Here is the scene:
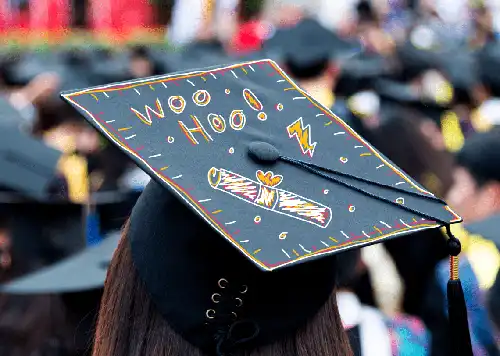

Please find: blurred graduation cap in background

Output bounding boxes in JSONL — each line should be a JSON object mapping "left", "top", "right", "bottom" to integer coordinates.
{"left": 395, "top": 40, "right": 443, "bottom": 82}
{"left": 3, "top": 50, "right": 95, "bottom": 95}
{"left": 0, "top": 231, "right": 120, "bottom": 294}
{"left": 0, "top": 126, "right": 63, "bottom": 200}
{"left": 0, "top": 188, "right": 139, "bottom": 292}
{"left": 263, "top": 18, "right": 362, "bottom": 65}
{"left": 477, "top": 42, "right": 500, "bottom": 97}
{"left": 89, "top": 48, "right": 131, "bottom": 85}
{"left": 465, "top": 214, "right": 500, "bottom": 248}
{"left": 437, "top": 48, "right": 479, "bottom": 106}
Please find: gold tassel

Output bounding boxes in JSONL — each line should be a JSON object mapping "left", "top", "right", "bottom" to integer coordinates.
{"left": 450, "top": 255, "right": 460, "bottom": 281}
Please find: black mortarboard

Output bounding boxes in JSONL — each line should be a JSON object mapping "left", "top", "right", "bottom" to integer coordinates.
{"left": 477, "top": 42, "right": 500, "bottom": 97}
{"left": 455, "top": 129, "right": 500, "bottom": 184}
{"left": 264, "top": 18, "right": 361, "bottom": 79}
{"left": 5, "top": 52, "right": 51, "bottom": 86}
{"left": 437, "top": 49, "right": 478, "bottom": 106}
{"left": 0, "top": 195, "right": 88, "bottom": 288}
{"left": 90, "top": 50, "right": 131, "bottom": 85}
{"left": 61, "top": 59, "right": 472, "bottom": 355}
{"left": 0, "top": 126, "right": 63, "bottom": 200}
{"left": 0, "top": 231, "right": 119, "bottom": 294}
{"left": 465, "top": 215, "right": 500, "bottom": 248}
{"left": 336, "top": 53, "right": 393, "bottom": 97}
{"left": 396, "top": 41, "right": 442, "bottom": 81}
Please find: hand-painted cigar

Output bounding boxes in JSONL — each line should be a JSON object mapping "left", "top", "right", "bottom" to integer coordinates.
{"left": 208, "top": 167, "right": 332, "bottom": 228}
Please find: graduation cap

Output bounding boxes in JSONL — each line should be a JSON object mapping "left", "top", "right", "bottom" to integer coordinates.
{"left": 0, "top": 231, "right": 120, "bottom": 294}
{"left": 477, "top": 42, "right": 500, "bottom": 97}
{"left": 396, "top": 40, "right": 442, "bottom": 81}
{"left": 0, "top": 126, "right": 63, "bottom": 200}
{"left": 465, "top": 214, "right": 500, "bottom": 247}
{"left": 263, "top": 18, "right": 361, "bottom": 74}
{"left": 455, "top": 129, "right": 500, "bottom": 185}
{"left": 436, "top": 49, "right": 478, "bottom": 106}
{"left": 90, "top": 50, "right": 131, "bottom": 85}
{"left": 336, "top": 53, "right": 394, "bottom": 97}
{"left": 61, "top": 59, "right": 472, "bottom": 355}
{"left": 0, "top": 194, "right": 87, "bottom": 262}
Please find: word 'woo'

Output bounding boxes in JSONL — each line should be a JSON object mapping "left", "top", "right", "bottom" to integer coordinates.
{"left": 130, "top": 89, "right": 260, "bottom": 145}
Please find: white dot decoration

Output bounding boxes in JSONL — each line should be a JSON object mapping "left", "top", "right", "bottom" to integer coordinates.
{"left": 225, "top": 89, "right": 231, "bottom": 94}
{"left": 396, "top": 197, "right": 404, "bottom": 204}
{"left": 254, "top": 216, "right": 261, "bottom": 224}
{"left": 257, "top": 112, "right": 267, "bottom": 121}
{"left": 348, "top": 205, "right": 355, "bottom": 213}
{"left": 228, "top": 147, "right": 235, "bottom": 154}
{"left": 340, "top": 157, "right": 348, "bottom": 164}
{"left": 279, "top": 232, "right": 288, "bottom": 240}
{"left": 276, "top": 103, "right": 284, "bottom": 111}
{"left": 167, "top": 136, "right": 175, "bottom": 143}
{"left": 323, "top": 189, "right": 329, "bottom": 195}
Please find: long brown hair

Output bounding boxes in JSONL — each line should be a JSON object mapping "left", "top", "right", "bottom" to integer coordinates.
{"left": 93, "top": 222, "right": 353, "bottom": 356}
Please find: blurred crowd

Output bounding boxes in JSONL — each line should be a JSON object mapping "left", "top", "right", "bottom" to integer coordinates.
{"left": 2, "top": 0, "right": 500, "bottom": 354}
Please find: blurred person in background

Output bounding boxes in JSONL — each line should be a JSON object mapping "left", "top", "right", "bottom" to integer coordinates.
{"left": 128, "top": 45, "right": 165, "bottom": 79}
{"left": 416, "top": 0, "right": 471, "bottom": 49}
{"left": 228, "top": 0, "right": 271, "bottom": 55}
{"left": 438, "top": 129, "right": 500, "bottom": 355}
{"left": 469, "top": 1, "right": 496, "bottom": 49}
{"left": 355, "top": 0, "right": 396, "bottom": 56}
{"left": 39, "top": 103, "right": 93, "bottom": 203}
{"left": 336, "top": 250, "right": 432, "bottom": 356}
{"left": 261, "top": 0, "right": 309, "bottom": 28}
{"left": 168, "top": 0, "right": 240, "bottom": 47}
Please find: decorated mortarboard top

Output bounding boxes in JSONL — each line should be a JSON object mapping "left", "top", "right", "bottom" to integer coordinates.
{"left": 61, "top": 59, "right": 462, "bottom": 272}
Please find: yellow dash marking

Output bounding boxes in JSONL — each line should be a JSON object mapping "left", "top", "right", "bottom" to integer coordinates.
{"left": 160, "top": 166, "right": 169, "bottom": 171}
{"left": 374, "top": 226, "right": 382, "bottom": 234}
{"left": 201, "top": 77, "right": 207, "bottom": 82}
{"left": 329, "top": 237, "right": 338, "bottom": 243}
{"left": 253, "top": 249, "right": 262, "bottom": 255}
{"left": 360, "top": 153, "right": 372, "bottom": 157}
{"left": 149, "top": 85, "right": 155, "bottom": 91}
{"left": 283, "top": 87, "right": 296, "bottom": 91}
{"left": 118, "top": 126, "right": 133, "bottom": 131}
{"left": 91, "top": 94, "right": 98, "bottom": 102}
{"left": 212, "top": 210, "right": 223, "bottom": 214}
{"left": 292, "top": 249, "right": 300, "bottom": 257}
{"left": 412, "top": 218, "right": 418, "bottom": 223}
{"left": 324, "top": 121, "right": 333, "bottom": 126}
{"left": 241, "top": 67, "right": 248, "bottom": 74}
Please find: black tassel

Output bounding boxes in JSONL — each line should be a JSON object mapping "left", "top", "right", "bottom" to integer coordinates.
{"left": 446, "top": 226, "right": 473, "bottom": 356}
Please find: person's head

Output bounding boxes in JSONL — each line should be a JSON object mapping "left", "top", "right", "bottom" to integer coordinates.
{"left": 129, "top": 46, "right": 161, "bottom": 79}
{"left": 446, "top": 129, "right": 500, "bottom": 222}
{"left": 284, "top": 56, "right": 339, "bottom": 87}
{"left": 93, "top": 182, "right": 353, "bottom": 356}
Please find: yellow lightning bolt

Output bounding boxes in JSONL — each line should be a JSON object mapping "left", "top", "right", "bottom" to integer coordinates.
{"left": 286, "top": 118, "right": 317, "bottom": 157}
